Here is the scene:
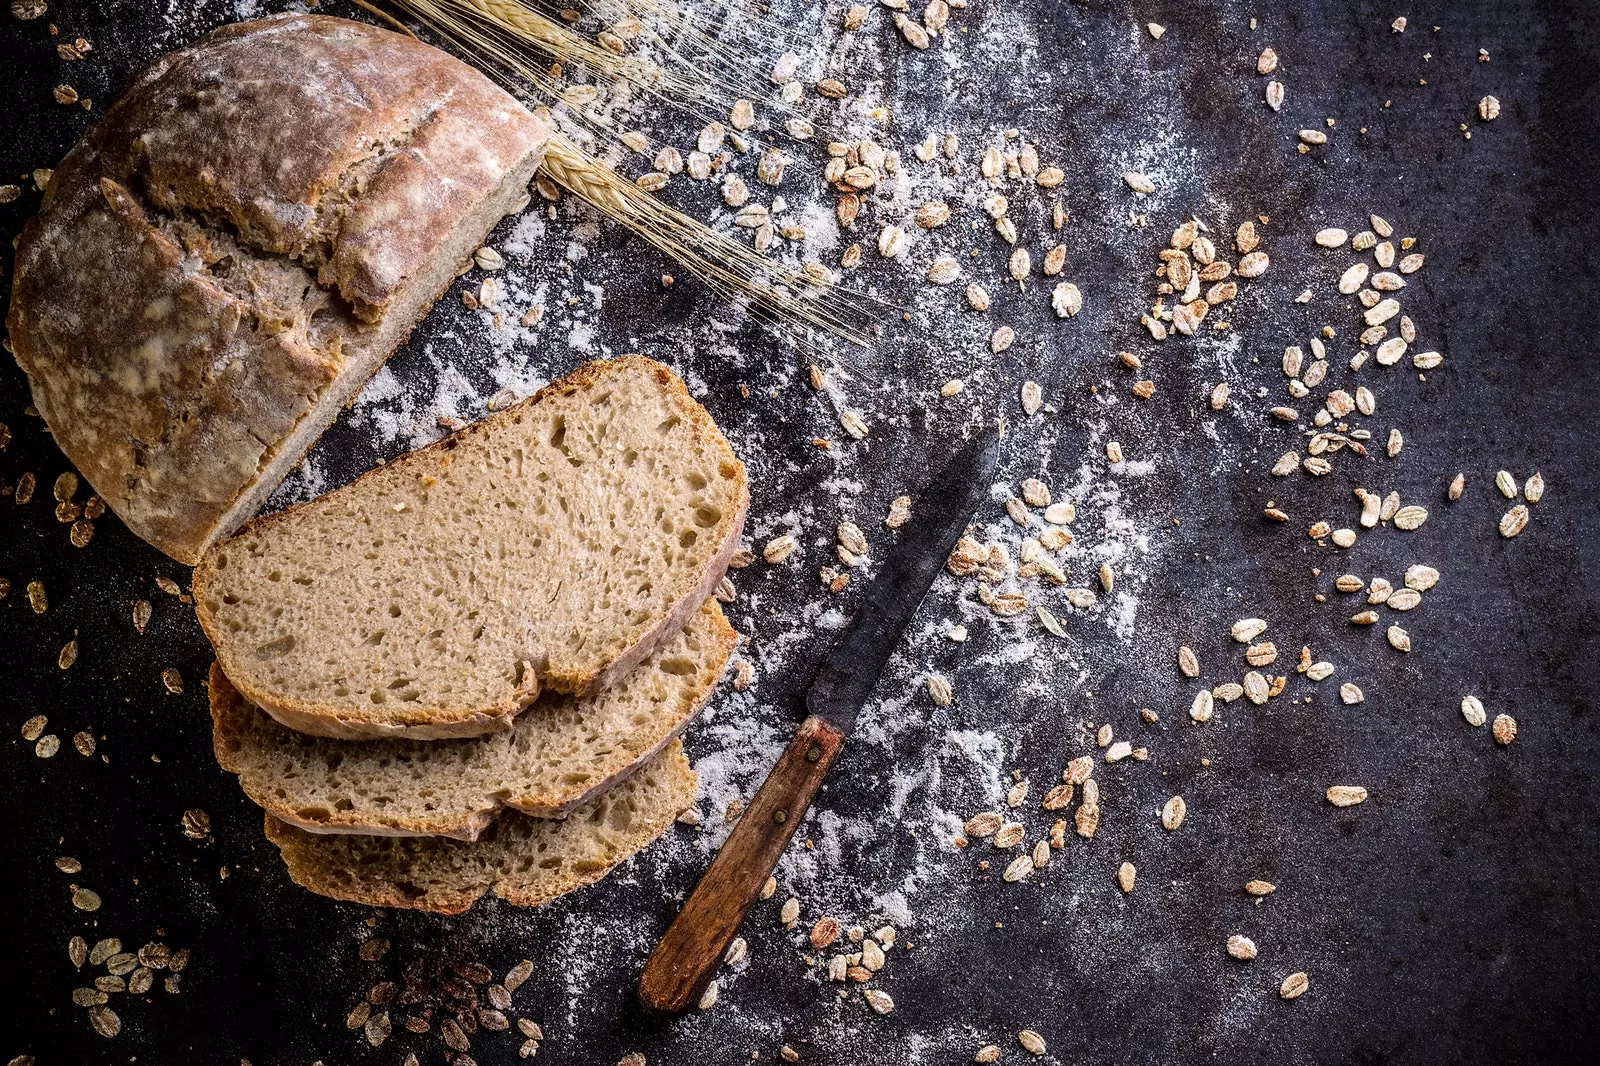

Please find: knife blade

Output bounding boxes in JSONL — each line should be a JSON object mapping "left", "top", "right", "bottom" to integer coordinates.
{"left": 637, "top": 426, "right": 1000, "bottom": 1014}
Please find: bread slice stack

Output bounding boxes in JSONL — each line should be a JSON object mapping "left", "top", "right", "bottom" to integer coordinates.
{"left": 198, "top": 358, "right": 746, "bottom": 912}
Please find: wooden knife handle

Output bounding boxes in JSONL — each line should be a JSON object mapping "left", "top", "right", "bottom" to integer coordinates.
{"left": 638, "top": 715, "right": 845, "bottom": 1014}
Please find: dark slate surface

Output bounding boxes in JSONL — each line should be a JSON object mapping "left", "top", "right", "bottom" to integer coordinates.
{"left": 3, "top": 1, "right": 1600, "bottom": 1064}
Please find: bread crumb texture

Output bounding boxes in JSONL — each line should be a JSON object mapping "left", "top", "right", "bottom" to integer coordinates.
{"left": 195, "top": 357, "right": 748, "bottom": 738}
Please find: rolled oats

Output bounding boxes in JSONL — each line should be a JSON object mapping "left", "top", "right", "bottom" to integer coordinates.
{"left": 1326, "top": 785, "right": 1368, "bottom": 807}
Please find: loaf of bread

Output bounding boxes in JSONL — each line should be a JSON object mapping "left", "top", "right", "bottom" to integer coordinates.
{"left": 211, "top": 598, "right": 735, "bottom": 839}
{"left": 264, "top": 741, "right": 698, "bottom": 913}
{"left": 193, "top": 357, "right": 749, "bottom": 739}
{"left": 5, "top": 14, "right": 551, "bottom": 563}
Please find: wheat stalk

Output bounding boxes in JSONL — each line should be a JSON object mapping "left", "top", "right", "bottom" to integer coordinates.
{"left": 448, "top": 0, "right": 639, "bottom": 75}
{"left": 556, "top": 0, "right": 802, "bottom": 104}
{"left": 377, "top": 0, "right": 752, "bottom": 129}
{"left": 541, "top": 138, "right": 874, "bottom": 345}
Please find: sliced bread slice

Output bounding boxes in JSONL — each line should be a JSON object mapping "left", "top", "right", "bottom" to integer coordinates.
{"left": 192, "top": 357, "right": 748, "bottom": 740}
{"left": 263, "top": 740, "right": 697, "bottom": 914}
{"left": 211, "top": 598, "right": 735, "bottom": 840}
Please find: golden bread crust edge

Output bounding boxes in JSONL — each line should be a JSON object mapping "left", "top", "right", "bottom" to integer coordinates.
{"left": 210, "top": 601, "right": 736, "bottom": 839}
{"left": 262, "top": 742, "right": 698, "bottom": 913}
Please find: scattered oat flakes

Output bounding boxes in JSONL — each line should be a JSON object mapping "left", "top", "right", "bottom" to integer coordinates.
{"left": 1393, "top": 505, "right": 1429, "bottom": 531}
{"left": 1231, "top": 618, "right": 1268, "bottom": 643}
{"left": 886, "top": 496, "right": 912, "bottom": 529}
{"left": 1051, "top": 282, "right": 1083, "bottom": 318}
{"left": 181, "top": 808, "right": 211, "bottom": 839}
{"left": 763, "top": 534, "right": 798, "bottom": 564}
{"left": 89, "top": 1004, "right": 121, "bottom": 1038}
{"left": 1499, "top": 505, "right": 1530, "bottom": 538}
{"left": 1326, "top": 785, "right": 1368, "bottom": 807}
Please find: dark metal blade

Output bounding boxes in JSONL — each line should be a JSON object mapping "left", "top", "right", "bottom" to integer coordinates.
{"left": 804, "top": 426, "right": 1000, "bottom": 736}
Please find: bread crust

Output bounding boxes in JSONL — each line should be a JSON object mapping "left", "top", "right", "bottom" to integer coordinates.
{"left": 262, "top": 741, "right": 698, "bottom": 914}
{"left": 209, "top": 599, "right": 737, "bottom": 839}
{"left": 192, "top": 356, "right": 750, "bottom": 739}
{"left": 5, "top": 14, "right": 550, "bottom": 563}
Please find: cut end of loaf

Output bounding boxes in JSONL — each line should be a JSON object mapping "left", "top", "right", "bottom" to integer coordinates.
{"left": 264, "top": 740, "right": 698, "bottom": 913}
{"left": 193, "top": 356, "right": 748, "bottom": 739}
{"left": 7, "top": 13, "right": 552, "bottom": 565}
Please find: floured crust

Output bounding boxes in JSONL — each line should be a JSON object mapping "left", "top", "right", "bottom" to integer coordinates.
{"left": 263, "top": 741, "right": 699, "bottom": 914}
{"left": 210, "top": 599, "right": 737, "bottom": 839}
{"left": 5, "top": 14, "right": 551, "bottom": 563}
{"left": 191, "top": 356, "right": 750, "bottom": 739}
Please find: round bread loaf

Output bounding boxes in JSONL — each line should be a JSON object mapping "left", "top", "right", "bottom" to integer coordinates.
{"left": 5, "top": 14, "right": 551, "bottom": 563}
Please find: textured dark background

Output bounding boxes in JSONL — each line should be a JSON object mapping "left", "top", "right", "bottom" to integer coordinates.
{"left": 4, "top": 1, "right": 1600, "bottom": 1064}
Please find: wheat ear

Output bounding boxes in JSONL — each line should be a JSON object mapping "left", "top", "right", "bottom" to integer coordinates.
{"left": 556, "top": 0, "right": 802, "bottom": 104}
{"left": 378, "top": 0, "right": 751, "bottom": 127}
{"left": 541, "top": 138, "right": 874, "bottom": 345}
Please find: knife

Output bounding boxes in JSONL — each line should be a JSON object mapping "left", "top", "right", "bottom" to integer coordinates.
{"left": 637, "top": 426, "right": 1001, "bottom": 1014}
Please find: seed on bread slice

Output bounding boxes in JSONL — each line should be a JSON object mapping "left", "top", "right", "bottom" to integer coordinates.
{"left": 193, "top": 357, "right": 748, "bottom": 739}
{"left": 264, "top": 740, "right": 698, "bottom": 913}
{"left": 211, "top": 598, "right": 735, "bottom": 840}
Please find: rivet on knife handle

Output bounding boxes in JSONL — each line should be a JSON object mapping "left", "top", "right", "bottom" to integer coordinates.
{"left": 638, "top": 715, "right": 845, "bottom": 1014}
